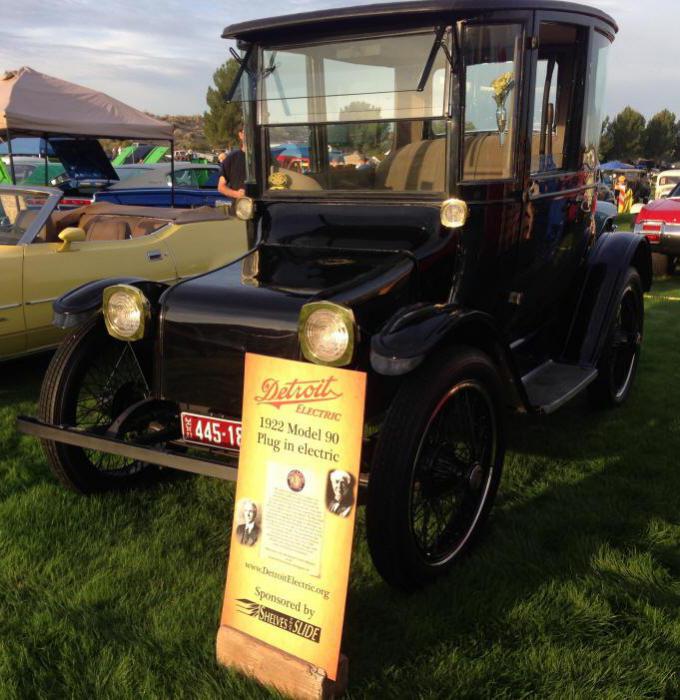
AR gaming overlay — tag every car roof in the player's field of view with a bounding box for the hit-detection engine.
[223,0,617,42]
[108,162,218,189]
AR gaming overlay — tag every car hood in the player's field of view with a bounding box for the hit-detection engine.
[158,244,418,416]
[638,197,680,223]
[49,138,118,182]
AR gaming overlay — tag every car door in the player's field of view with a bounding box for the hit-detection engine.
[0,244,25,358]
[0,187,61,360]
[510,15,591,335]
[22,227,176,350]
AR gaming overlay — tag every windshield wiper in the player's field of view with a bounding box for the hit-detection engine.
[417,26,449,92]
[225,45,254,102]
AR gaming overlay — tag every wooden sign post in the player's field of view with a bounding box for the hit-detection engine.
[217,353,366,699]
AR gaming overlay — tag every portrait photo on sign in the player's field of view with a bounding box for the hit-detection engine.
[326,470,354,518]
[235,499,262,546]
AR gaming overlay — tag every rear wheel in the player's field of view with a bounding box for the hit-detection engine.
[39,317,159,493]
[588,267,643,408]
[366,347,505,591]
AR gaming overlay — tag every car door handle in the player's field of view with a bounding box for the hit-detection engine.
[147,250,164,262]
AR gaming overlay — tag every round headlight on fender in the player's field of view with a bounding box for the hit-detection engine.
[102,284,151,341]
[299,302,356,367]
[441,198,469,229]
[235,196,255,221]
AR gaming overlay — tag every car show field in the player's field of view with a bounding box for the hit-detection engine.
[4,0,680,694]
[1,280,679,697]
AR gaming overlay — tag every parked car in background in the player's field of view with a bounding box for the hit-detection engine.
[0,185,247,361]
[95,163,228,208]
[653,170,680,200]
[634,182,680,273]
[0,156,65,185]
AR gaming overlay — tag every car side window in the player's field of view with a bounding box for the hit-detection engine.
[174,169,195,188]
[531,23,585,174]
[205,169,220,188]
[0,192,49,245]
[462,24,522,181]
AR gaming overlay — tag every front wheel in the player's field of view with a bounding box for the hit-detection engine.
[366,347,506,591]
[38,317,158,493]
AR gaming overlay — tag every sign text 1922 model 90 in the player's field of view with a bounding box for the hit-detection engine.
[19,0,651,590]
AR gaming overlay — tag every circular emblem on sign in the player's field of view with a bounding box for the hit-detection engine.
[268,172,291,190]
[287,469,305,492]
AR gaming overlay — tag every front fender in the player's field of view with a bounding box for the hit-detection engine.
[370,303,528,407]
[53,277,169,329]
[569,231,651,366]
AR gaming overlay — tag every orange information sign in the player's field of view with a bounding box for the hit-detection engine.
[220,353,367,680]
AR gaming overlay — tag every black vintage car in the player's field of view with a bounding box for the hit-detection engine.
[19,0,651,590]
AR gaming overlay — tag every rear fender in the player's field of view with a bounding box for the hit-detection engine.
[567,231,651,366]
[370,304,529,409]
[53,277,169,329]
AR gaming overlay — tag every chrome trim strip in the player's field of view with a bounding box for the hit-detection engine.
[0,302,21,311]
[25,297,58,306]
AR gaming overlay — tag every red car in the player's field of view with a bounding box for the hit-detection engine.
[634,183,680,272]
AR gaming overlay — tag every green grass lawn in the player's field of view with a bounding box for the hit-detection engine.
[2,282,680,698]
[615,213,637,232]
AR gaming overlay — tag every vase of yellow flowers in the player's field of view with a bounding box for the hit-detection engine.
[491,71,515,145]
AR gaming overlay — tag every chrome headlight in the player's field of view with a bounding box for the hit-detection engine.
[235,196,255,221]
[102,284,150,341]
[440,198,469,229]
[299,302,355,367]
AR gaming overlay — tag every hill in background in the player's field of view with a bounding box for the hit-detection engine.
[156,114,209,151]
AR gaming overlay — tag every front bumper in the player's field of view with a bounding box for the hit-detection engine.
[17,416,371,487]
[17,416,239,481]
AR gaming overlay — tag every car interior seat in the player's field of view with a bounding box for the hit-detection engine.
[374,139,446,191]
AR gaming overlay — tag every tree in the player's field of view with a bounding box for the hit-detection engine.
[204,58,243,150]
[327,101,392,158]
[600,107,646,163]
[643,109,677,165]
[599,116,613,162]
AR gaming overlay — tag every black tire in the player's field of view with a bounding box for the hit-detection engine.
[588,267,643,409]
[668,256,678,276]
[38,316,157,494]
[366,346,505,591]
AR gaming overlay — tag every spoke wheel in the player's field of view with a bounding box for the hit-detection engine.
[589,267,643,408]
[410,381,498,565]
[39,317,160,493]
[366,347,505,591]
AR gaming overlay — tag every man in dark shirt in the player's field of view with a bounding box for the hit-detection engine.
[218,124,246,200]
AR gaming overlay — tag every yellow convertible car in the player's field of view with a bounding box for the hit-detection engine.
[0,186,248,360]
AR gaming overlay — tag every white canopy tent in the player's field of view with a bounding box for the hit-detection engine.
[0,67,175,199]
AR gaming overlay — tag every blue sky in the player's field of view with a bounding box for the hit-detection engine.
[2,0,677,119]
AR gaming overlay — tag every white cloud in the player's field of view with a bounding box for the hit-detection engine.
[2,0,679,119]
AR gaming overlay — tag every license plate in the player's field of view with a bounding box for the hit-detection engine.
[180,412,242,450]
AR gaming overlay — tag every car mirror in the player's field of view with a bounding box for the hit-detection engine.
[58,226,87,252]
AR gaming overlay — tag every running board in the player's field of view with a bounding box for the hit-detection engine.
[522,362,598,414]
[16,417,371,488]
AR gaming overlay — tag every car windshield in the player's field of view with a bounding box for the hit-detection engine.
[115,167,152,181]
[669,183,680,197]
[247,31,451,193]
[0,190,51,245]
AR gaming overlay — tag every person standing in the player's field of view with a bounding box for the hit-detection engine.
[218,125,246,200]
